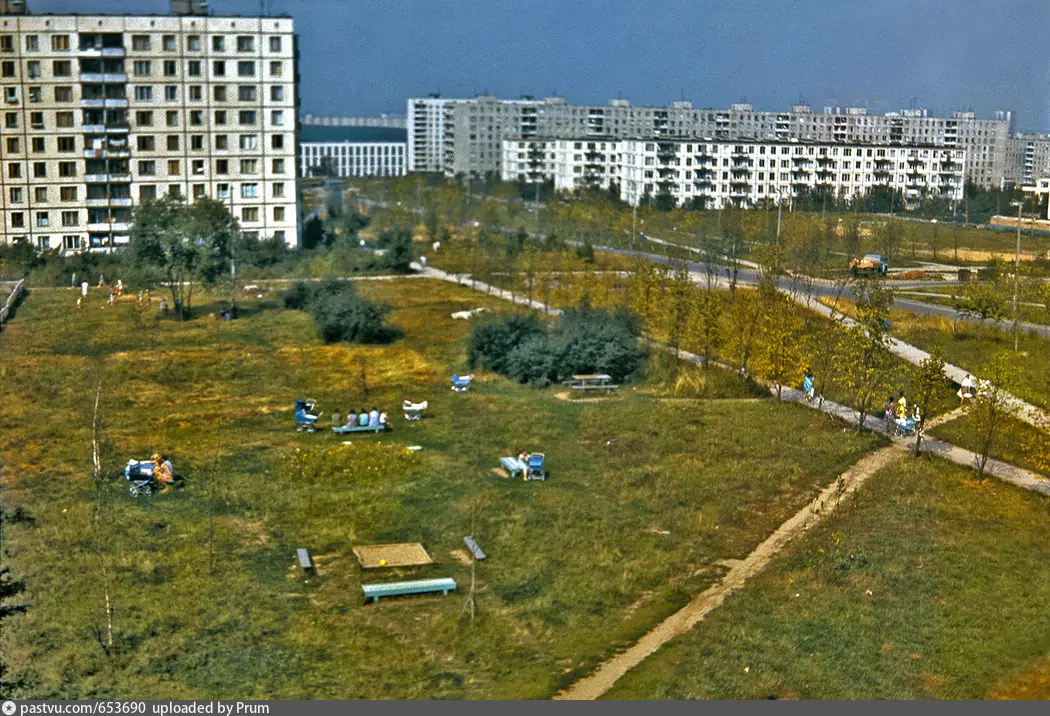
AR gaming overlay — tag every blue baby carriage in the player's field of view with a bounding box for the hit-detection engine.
[295,398,320,432]
[451,374,473,393]
[526,452,546,481]
[895,414,922,439]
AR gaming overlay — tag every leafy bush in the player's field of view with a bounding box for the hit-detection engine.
[468,305,646,386]
[377,228,414,273]
[282,280,392,344]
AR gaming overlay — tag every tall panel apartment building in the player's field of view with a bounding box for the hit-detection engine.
[407,95,1009,189]
[0,1,299,252]
[1004,134,1050,185]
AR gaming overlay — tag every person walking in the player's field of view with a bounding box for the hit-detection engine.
[883,396,896,434]
[897,393,908,422]
[81,281,89,298]
[802,370,815,402]
[958,374,974,406]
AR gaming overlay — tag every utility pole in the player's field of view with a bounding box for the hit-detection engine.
[1011,199,1023,351]
[534,180,540,237]
[632,203,637,247]
[776,190,784,245]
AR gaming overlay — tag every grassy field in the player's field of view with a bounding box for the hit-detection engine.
[0,279,882,699]
[604,455,1050,699]
[930,411,1050,478]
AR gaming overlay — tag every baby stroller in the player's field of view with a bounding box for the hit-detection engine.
[295,399,320,432]
[403,399,428,421]
[526,452,546,481]
[894,410,922,439]
[451,374,473,393]
[124,459,159,497]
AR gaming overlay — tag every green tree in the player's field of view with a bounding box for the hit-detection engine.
[835,280,895,433]
[956,279,1009,339]
[967,352,1018,478]
[753,294,805,400]
[911,352,946,456]
[376,227,414,273]
[127,195,237,319]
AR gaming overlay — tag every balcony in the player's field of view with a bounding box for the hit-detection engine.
[81,98,128,109]
[80,72,127,84]
[86,197,133,208]
[83,148,130,159]
[78,47,125,58]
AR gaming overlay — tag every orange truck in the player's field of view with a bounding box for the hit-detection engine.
[849,254,888,277]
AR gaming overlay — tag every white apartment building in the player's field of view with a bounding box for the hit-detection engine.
[410,95,1008,188]
[1005,133,1050,185]
[299,141,405,178]
[0,2,299,252]
[501,137,966,210]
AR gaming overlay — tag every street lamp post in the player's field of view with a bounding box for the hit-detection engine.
[1010,200,1023,351]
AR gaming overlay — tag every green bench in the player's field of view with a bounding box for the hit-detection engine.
[361,577,457,603]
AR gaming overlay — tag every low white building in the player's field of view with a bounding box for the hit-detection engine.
[299,125,406,178]
[502,137,966,209]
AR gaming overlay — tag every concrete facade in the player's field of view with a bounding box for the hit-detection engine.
[0,10,299,252]
[299,141,405,178]
[502,137,966,209]
[410,95,1007,189]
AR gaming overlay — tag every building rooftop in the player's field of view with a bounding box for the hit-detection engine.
[300,126,407,144]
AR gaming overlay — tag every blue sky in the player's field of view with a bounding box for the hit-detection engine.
[32,0,1050,131]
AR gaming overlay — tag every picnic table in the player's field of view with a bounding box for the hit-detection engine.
[569,374,618,392]
[499,456,528,478]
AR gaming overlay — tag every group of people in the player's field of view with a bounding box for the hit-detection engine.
[333,406,389,430]
[883,393,921,436]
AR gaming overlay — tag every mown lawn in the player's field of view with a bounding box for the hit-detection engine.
[930,411,1050,478]
[604,455,1050,699]
[0,279,881,699]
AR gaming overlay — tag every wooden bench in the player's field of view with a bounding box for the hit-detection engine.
[569,374,618,392]
[464,536,486,561]
[361,577,457,603]
[296,548,314,574]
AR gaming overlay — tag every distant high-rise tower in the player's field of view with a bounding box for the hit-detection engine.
[0,0,28,15]
[169,0,208,16]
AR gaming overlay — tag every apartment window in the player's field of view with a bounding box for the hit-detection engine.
[240,158,258,174]
[10,211,24,227]
[4,112,16,128]
[240,182,259,198]
[212,36,226,52]
[0,61,13,77]
[58,162,76,177]
[166,135,179,151]
[238,86,256,102]
[213,110,226,125]
[215,135,228,150]
[237,61,255,77]
[60,186,77,202]
[187,60,201,77]
[268,36,282,53]
[238,110,256,125]
[189,85,202,101]
[61,210,78,227]
[138,160,156,176]
[241,207,259,222]
[216,183,230,199]
[134,86,153,101]
[213,60,226,77]
[186,35,201,52]
[215,159,229,174]
[57,136,75,153]
[269,60,282,77]
[271,134,284,150]
[133,60,151,76]
[29,111,43,129]
[32,162,46,178]
[168,159,181,175]
[269,85,283,102]
[239,134,258,150]
[27,86,41,102]
[236,36,254,52]
[192,183,205,199]
[4,137,16,153]
[273,206,285,222]
[168,185,181,198]
[163,60,177,77]
[131,35,150,51]
[51,35,70,51]
[34,186,47,202]
[165,85,178,101]
[137,136,155,151]
[272,181,285,198]
[191,159,205,175]
[54,60,73,77]
[190,110,204,126]
[162,34,176,51]
[8,187,22,203]
[139,185,157,201]
[64,236,81,250]
[270,110,284,126]
[213,85,227,102]
[136,110,153,126]
[54,86,72,102]
[0,34,11,53]
[36,211,50,228]
[166,110,179,127]
[271,158,285,174]
[30,137,44,153]
[190,135,204,150]
[24,35,38,52]
[26,60,40,78]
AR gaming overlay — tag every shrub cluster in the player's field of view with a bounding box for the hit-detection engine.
[468,304,646,387]
[282,279,392,344]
